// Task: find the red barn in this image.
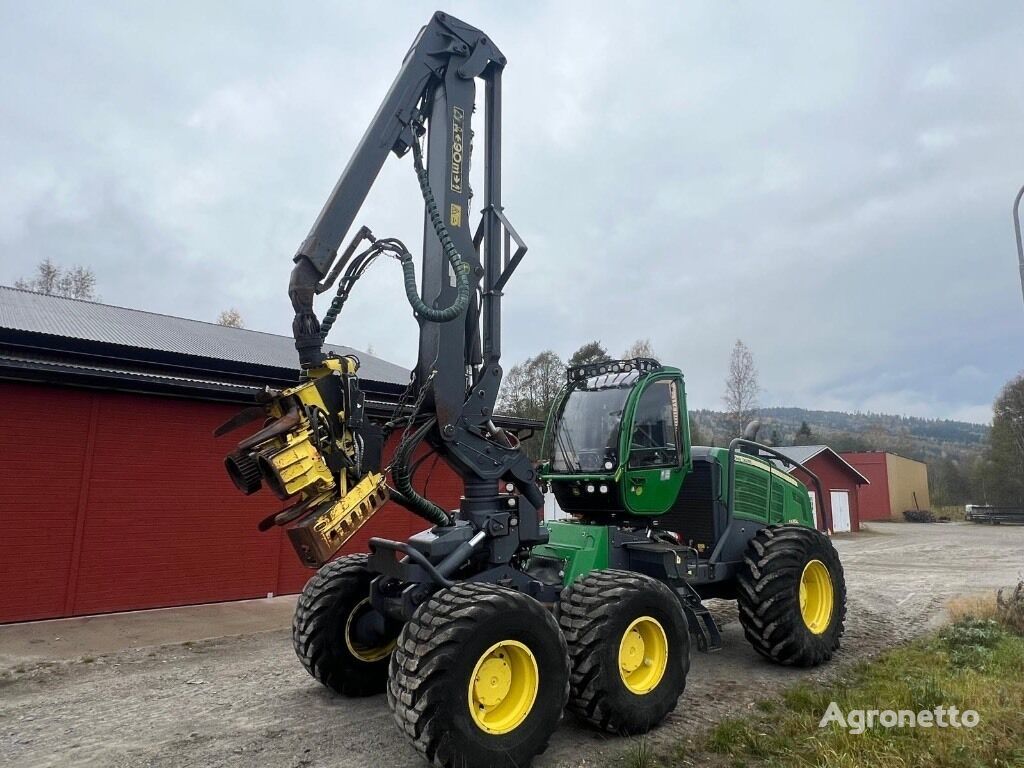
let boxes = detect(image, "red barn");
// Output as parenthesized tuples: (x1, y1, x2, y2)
(773, 445, 870, 533)
(0, 286, 530, 624)
(840, 451, 931, 521)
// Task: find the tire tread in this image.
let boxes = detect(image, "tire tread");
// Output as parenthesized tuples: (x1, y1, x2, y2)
(387, 583, 569, 767)
(736, 525, 846, 667)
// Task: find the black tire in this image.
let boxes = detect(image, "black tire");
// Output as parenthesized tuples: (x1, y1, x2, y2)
(292, 554, 396, 696)
(558, 570, 690, 734)
(387, 583, 569, 768)
(737, 525, 846, 667)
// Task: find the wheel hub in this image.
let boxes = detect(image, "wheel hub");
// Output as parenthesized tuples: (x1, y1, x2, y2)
(617, 616, 668, 695)
(799, 559, 834, 635)
(473, 656, 513, 707)
(468, 640, 539, 734)
(620, 629, 645, 674)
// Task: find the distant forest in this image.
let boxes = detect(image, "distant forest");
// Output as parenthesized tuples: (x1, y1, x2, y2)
(690, 406, 988, 465)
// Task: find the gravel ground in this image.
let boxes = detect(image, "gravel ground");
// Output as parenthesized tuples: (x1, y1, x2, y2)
(2, 521, 1021, 768)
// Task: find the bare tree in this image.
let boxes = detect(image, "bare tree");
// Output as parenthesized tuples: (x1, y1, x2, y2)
(622, 338, 656, 359)
(216, 308, 244, 328)
(723, 339, 759, 437)
(15, 258, 97, 299)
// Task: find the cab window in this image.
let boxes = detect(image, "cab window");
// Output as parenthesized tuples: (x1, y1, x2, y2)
(628, 379, 681, 469)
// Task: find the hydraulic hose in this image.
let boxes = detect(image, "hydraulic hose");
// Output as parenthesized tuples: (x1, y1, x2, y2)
(391, 418, 453, 527)
(317, 133, 473, 342)
(401, 134, 472, 323)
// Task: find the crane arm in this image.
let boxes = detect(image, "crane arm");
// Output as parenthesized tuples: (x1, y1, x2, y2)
(289, 11, 505, 369)
(222, 12, 544, 570)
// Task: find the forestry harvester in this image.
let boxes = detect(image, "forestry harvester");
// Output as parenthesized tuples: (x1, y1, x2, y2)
(218, 13, 847, 767)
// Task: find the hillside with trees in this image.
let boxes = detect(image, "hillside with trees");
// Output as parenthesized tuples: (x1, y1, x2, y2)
(690, 406, 989, 462)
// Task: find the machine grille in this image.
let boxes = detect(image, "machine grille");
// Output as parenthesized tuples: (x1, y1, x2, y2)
(656, 460, 718, 552)
(734, 464, 768, 518)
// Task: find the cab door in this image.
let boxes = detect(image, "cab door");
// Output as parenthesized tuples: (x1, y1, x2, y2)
(621, 374, 688, 515)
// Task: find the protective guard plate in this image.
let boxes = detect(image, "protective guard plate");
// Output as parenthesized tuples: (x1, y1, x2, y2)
(287, 472, 389, 567)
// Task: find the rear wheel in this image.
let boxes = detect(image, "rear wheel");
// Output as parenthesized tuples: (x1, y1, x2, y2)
(292, 554, 397, 696)
(387, 583, 569, 768)
(737, 525, 846, 666)
(558, 570, 690, 734)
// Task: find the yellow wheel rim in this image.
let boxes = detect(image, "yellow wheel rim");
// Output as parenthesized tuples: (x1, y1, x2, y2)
(618, 616, 668, 695)
(343, 599, 396, 662)
(799, 560, 834, 635)
(468, 640, 539, 735)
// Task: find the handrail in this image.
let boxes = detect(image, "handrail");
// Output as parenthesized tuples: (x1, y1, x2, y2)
(368, 537, 454, 587)
(727, 438, 833, 533)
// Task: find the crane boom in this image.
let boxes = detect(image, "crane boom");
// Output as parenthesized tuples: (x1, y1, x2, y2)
(221, 11, 544, 574)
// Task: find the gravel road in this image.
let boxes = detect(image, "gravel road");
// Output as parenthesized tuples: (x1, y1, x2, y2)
(2, 521, 1021, 768)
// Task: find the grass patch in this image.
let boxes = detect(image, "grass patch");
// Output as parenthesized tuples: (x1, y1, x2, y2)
(996, 582, 1024, 634)
(702, 618, 1024, 767)
(626, 737, 656, 768)
(948, 581, 1024, 635)
(947, 592, 999, 623)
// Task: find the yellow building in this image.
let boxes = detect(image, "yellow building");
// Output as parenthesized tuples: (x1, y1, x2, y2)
(841, 452, 931, 521)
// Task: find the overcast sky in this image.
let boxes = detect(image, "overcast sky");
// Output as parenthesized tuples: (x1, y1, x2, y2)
(1, 1, 1021, 423)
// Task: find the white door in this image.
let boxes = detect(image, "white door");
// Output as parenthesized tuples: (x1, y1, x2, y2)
(830, 490, 851, 533)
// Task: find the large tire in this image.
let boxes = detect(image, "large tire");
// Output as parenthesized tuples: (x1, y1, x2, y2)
(387, 583, 569, 768)
(558, 570, 690, 734)
(737, 525, 846, 666)
(292, 554, 396, 696)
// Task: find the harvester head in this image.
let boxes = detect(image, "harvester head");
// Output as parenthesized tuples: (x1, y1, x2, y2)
(217, 355, 389, 567)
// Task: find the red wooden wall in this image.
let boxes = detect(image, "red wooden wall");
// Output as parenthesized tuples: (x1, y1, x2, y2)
(841, 451, 891, 521)
(0, 382, 463, 623)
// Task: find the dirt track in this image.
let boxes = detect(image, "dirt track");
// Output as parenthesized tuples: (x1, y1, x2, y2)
(2, 521, 1021, 768)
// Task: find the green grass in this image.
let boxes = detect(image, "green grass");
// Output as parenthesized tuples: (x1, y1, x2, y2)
(626, 737, 657, 768)
(701, 619, 1024, 768)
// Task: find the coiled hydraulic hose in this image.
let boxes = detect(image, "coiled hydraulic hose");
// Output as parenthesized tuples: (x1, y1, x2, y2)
(390, 417, 452, 527)
(318, 132, 473, 341)
(401, 133, 472, 323)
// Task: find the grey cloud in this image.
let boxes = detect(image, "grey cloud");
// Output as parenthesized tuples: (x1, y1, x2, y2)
(1, 0, 1021, 423)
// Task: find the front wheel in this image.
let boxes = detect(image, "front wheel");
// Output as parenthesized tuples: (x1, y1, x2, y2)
(737, 525, 846, 666)
(558, 570, 690, 734)
(292, 554, 398, 696)
(387, 583, 569, 768)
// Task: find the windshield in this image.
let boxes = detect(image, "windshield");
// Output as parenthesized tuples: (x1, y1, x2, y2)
(550, 374, 635, 472)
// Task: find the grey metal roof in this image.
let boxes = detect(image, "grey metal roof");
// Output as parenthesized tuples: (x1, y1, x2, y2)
(773, 445, 870, 484)
(0, 348, 263, 399)
(773, 445, 826, 466)
(0, 285, 408, 387)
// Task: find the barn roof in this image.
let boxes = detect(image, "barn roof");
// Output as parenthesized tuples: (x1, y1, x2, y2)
(772, 444, 870, 484)
(0, 285, 408, 387)
(0, 284, 544, 430)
